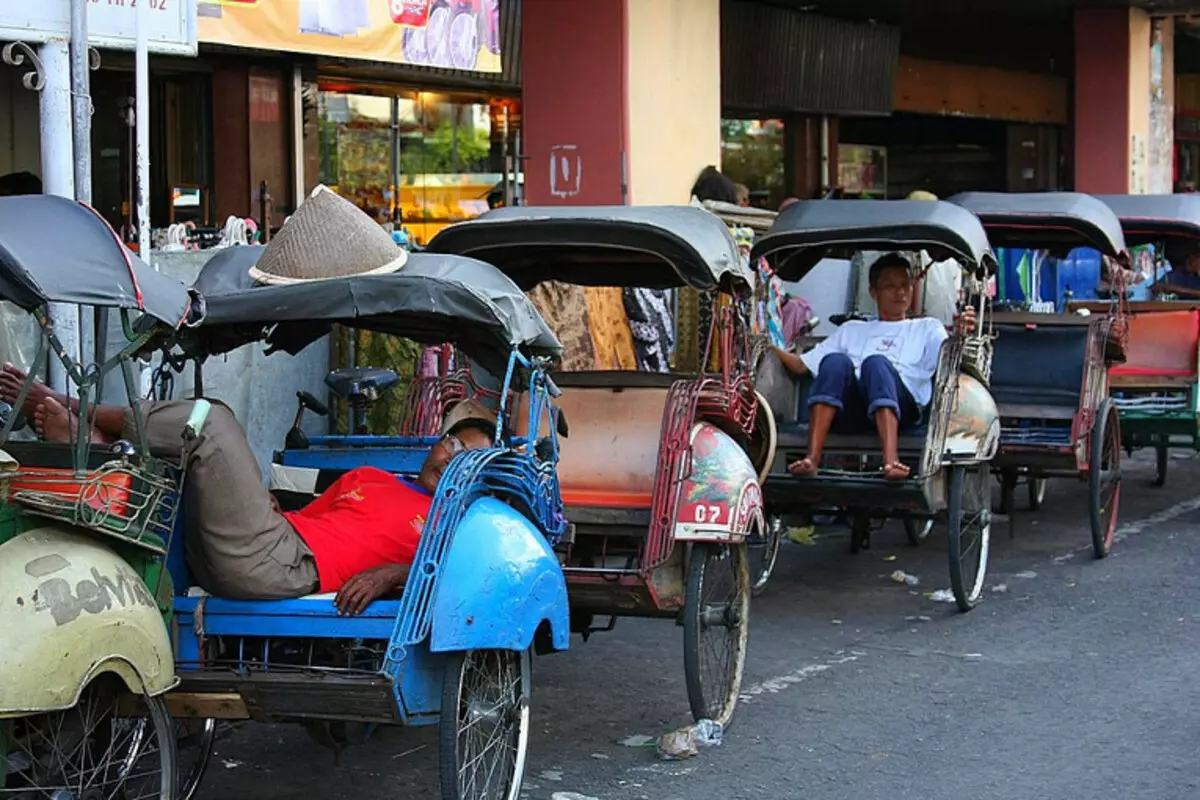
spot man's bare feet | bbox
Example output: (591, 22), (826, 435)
(788, 457), (819, 478)
(882, 461), (911, 481)
(0, 362), (59, 420)
(33, 397), (105, 444)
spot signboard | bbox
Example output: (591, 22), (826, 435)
(0, 0), (198, 55)
(837, 144), (886, 198)
(197, 0), (502, 73)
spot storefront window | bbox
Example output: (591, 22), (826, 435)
(318, 86), (519, 245)
(720, 119), (784, 208)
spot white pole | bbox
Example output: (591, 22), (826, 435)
(136, 0), (151, 265)
(38, 39), (78, 395)
(292, 64), (305, 207)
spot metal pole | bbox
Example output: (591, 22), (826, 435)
(390, 95), (400, 225)
(39, 39), (78, 395)
(292, 64), (305, 210)
(136, 0), (151, 264)
(70, 0), (98, 381)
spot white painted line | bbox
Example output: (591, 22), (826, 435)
(739, 651), (865, 703)
(1046, 494), (1200, 564)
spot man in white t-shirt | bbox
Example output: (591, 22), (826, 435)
(772, 253), (974, 481)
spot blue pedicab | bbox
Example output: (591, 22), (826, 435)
(752, 200), (1001, 611)
(0, 195), (201, 799)
(947, 193), (1127, 557)
(427, 207), (767, 727)
(167, 251), (568, 800)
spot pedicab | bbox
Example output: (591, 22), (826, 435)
(166, 248), (569, 800)
(1070, 193), (1200, 488)
(427, 205), (766, 727)
(752, 199), (1000, 612)
(947, 192), (1125, 558)
(0, 194), (201, 798)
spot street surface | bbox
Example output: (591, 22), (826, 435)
(197, 449), (1200, 800)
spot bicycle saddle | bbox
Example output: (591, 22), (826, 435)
(325, 367), (401, 399)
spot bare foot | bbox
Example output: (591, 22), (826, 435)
(0, 362), (58, 419)
(882, 461), (911, 481)
(33, 397), (105, 444)
(788, 457), (819, 478)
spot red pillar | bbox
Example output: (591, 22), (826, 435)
(521, 0), (628, 205)
(1074, 8), (1132, 193)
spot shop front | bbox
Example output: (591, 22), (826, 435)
(197, 0), (519, 246)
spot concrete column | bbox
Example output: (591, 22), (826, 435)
(1074, 7), (1172, 194)
(522, 0), (721, 206)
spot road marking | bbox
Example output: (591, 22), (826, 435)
(1045, 494), (1200, 565)
(739, 651), (865, 703)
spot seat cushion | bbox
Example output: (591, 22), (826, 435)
(991, 323), (1088, 408)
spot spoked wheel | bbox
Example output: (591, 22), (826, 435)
(175, 718), (217, 800)
(1028, 478), (1047, 510)
(1089, 400), (1122, 559)
(439, 648), (531, 800)
(946, 465), (991, 612)
(1154, 443), (1169, 488)
(904, 517), (933, 546)
(683, 542), (750, 728)
(748, 515), (782, 597)
(1, 676), (176, 798)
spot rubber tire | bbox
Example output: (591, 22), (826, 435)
(748, 516), (782, 598)
(176, 718), (216, 800)
(683, 542), (750, 728)
(946, 465), (990, 613)
(438, 649), (531, 800)
(1155, 444), (1168, 488)
(904, 518), (933, 546)
(1089, 401), (1122, 559)
(1028, 478), (1047, 510)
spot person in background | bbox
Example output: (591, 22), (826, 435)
(0, 171), (42, 197)
(778, 197), (801, 213)
(691, 166), (740, 205)
(1151, 240), (1200, 298)
(1175, 180), (1196, 194)
(734, 183), (751, 207)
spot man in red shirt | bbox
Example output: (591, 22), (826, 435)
(5, 365), (496, 615)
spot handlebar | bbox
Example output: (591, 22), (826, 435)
(297, 391), (329, 417)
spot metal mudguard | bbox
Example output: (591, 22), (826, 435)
(0, 526), (175, 716)
(944, 374), (1001, 462)
(674, 422), (763, 542)
(429, 497), (569, 653)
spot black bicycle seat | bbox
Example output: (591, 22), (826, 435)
(325, 367), (401, 399)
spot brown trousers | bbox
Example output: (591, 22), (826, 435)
(127, 400), (319, 599)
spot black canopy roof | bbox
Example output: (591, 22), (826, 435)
(948, 192), (1128, 258)
(185, 249), (562, 379)
(0, 195), (193, 325)
(750, 199), (997, 281)
(426, 205), (754, 293)
(1094, 194), (1200, 248)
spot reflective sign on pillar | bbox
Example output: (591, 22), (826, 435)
(549, 144), (582, 198)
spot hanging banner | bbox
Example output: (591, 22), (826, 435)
(196, 0), (502, 73)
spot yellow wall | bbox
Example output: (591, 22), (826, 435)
(1128, 7), (1152, 194)
(625, 0), (722, 205)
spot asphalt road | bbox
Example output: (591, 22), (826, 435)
(196, 448), (1200, 800)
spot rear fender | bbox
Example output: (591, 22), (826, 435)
(674, 422), (762, 542)
(0, 526), (175, 715)
(428, 497), (569, 653)
(944, 374), (1001, 462)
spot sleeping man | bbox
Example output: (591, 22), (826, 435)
(0, 364), (492, 615)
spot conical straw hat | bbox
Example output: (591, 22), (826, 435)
(248, 185), (407, 285)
